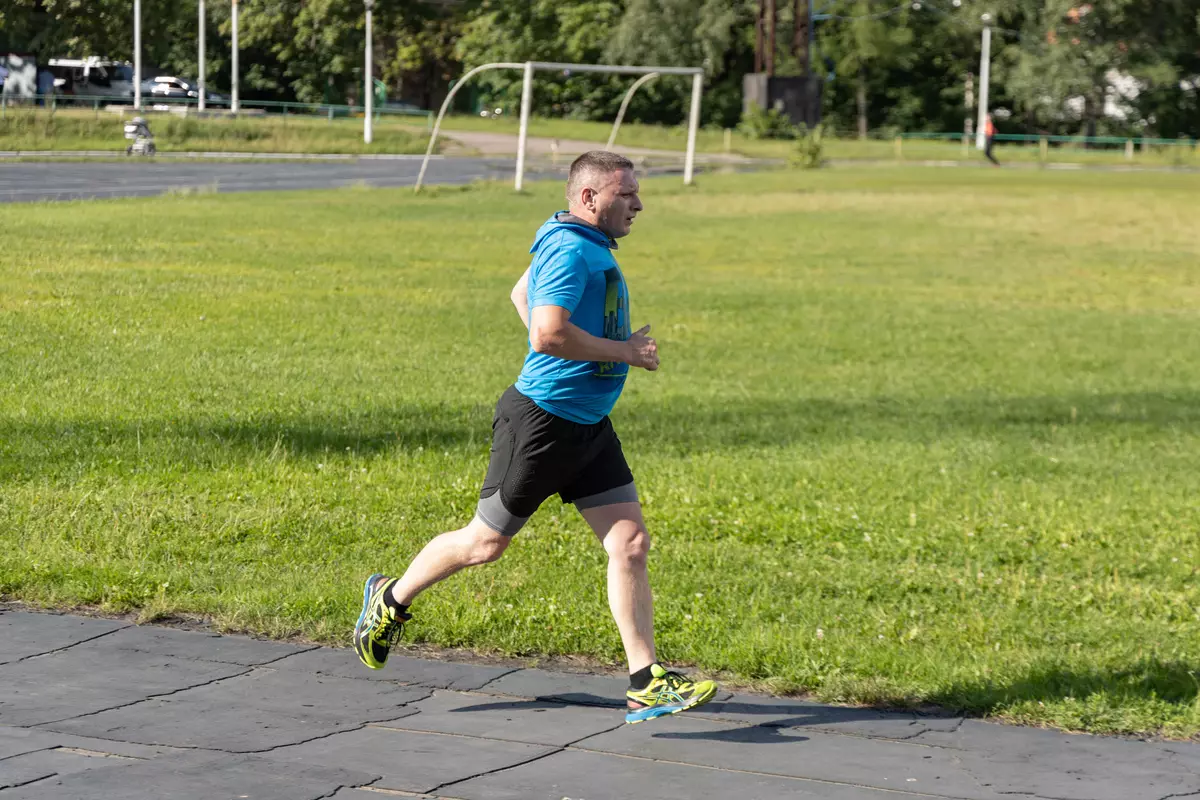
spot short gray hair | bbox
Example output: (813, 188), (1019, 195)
(566, 150), (634, 201)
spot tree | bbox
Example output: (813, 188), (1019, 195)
(606, 0), (750, 126)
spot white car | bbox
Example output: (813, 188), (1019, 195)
(144, 76), (227, 106)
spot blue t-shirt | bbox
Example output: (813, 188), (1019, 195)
(515, 212), (631, 424)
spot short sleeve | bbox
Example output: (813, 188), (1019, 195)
(528, 243), (588, 314)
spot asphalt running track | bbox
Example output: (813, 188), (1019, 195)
(0, 157), (572, 203)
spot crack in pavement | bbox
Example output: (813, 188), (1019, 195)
(29, 666), (255, 727)
(25, 689), (435, 756)
(10, 624), (129, 665)
(423, 745), (565, 795)
(0, 773), (61, 792)
(466, 667), (522, 693)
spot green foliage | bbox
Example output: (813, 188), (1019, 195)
(2, 1), (1198, 144)
(738, 102), (796, 140)
(790, 123), (825, 168)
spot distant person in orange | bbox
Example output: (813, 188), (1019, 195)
(984, 113), (1000, 166)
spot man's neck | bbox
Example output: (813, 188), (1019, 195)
(566, 206), (601, 228)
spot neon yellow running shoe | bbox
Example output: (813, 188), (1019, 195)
(625, 664), (718, 724)
(353, 573), (411, 670)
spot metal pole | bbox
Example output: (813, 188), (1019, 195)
(806, 0), (815, 124)
(134, 0), (142, 110)
(683, 71), (702, 185)
(514, 61), (533, 191)
(975, 16), (991, 150)
(231, 0), (240, 114)
(606, 72), (658, 150)
(198, 0), (206, 111)
(806, 0), (816, 75)
(364, 0), (373, 144)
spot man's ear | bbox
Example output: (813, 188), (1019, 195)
(580, 185), (596, 209)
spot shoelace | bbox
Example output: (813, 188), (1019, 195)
(370, 608), (404, 647)
(660, 670), (689, 690)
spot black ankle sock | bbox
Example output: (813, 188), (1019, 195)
(382, 591), (409, 618)
(629, 663), (656, 691)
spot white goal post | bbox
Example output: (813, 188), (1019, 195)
(415, 61), (704, 193)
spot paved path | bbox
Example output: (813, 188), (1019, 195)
(1, 608), (1197, 799)
(0, 157), (542, 203)
(0, 151), (741, 203)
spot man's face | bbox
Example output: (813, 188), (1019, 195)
(587, 169), (643, 239)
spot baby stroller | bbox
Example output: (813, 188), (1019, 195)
(124, 117), (156, 156)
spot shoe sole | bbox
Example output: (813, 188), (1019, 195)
(354, 573), (386, 669)
(624, 682), (718, 724)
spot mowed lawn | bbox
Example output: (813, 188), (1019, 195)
(2, 167), (1198, 737)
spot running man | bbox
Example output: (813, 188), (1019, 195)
(353, 151), (717, 724)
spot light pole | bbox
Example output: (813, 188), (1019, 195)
(134, 0), (142, 110)
(364, 0), (374, 144)
(198, 0), (206, 111)
(231, 0), (240, 114)
(975, 12), (992, 150)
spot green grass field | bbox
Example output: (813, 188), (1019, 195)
(3, 167), (1199, 737)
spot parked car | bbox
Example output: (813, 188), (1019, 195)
(142, 76), (227, 106)
(47, 58), (135, 100)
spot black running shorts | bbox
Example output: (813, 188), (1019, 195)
(476, 385), (638, 535)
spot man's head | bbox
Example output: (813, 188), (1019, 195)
(566, 151), (643, 239)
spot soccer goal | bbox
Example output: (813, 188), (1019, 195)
(414, 61), (704, 193)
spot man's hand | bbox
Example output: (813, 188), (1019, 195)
(626, 324), (659, 371)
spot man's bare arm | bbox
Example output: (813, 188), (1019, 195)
(529, 305), (659, 370)
(510, 268), (531, 329)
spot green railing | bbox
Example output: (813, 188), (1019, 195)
(900, 130), (1198, 148)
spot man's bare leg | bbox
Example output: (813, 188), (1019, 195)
(580, 501), (656, 673)
(390, 516), (511, 606)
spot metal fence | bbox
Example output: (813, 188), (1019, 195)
(0, 92), (433, 124)
(899, 130), (1198, 159)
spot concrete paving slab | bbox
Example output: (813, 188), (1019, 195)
(376, 689), (622, 746)
(0, 614), (127, 665)
(262, 725), (558, 795)
(0, 725), (185, 761)
(2, 751), (379, 800)
(84, 624), (315, 666)
(45, 667), (429, 753)
(912, 719), (1200, 800)
(272, 647), (515, 690)
(0, 749), (132, 790)
(694, 693), (964, 741)
(0, 647), (248, 726)
(575, 713), (1004, 800)
(448, 748), (925, 800)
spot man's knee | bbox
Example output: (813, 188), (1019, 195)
(605, 522), (650, 565)
(463, 519), (511, 565)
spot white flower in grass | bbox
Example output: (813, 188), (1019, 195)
(816, 628), (825, 640)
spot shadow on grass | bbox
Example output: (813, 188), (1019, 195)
(624, 389), (1200, 450)
(927, 657), (1200, 716)
(3, 390), (1197, 482)
(0, 405), (487, 482)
